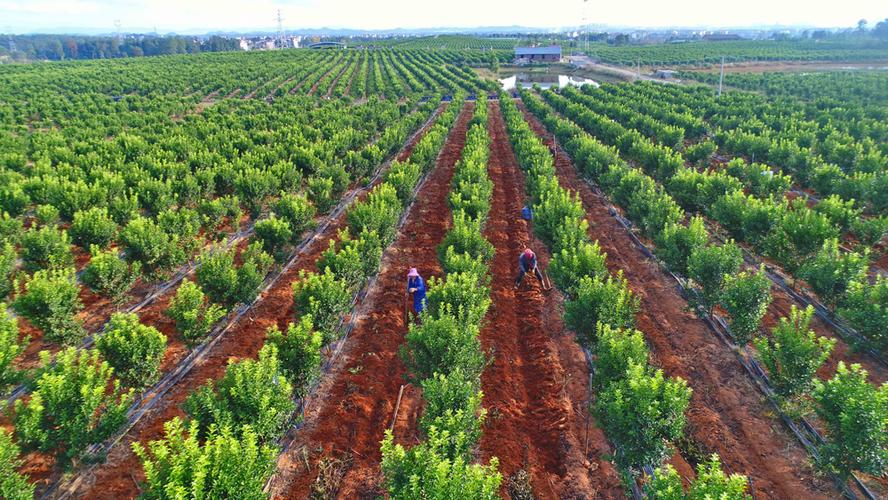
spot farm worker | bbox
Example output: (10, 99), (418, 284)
(521, 205), (533, 221)
(407, 268), (427, 314)
(515, 248), (544, 289)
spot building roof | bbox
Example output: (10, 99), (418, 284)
(515, 46), (562, 56)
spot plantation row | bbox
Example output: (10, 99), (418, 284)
(586, 39), (888, 66)
(128, 96), (465, 498)
(581, 83), (886, 211)
(563, 82), (884, 255)
(0, 95), (424, 390)
(0, 97), (441, 485)
(679, 69), (888, 105)
(382, 96), (503, 496)
(500, 93), (763, 496)
(0, 89), (464, 498)
(0, 48), (493, 143)
(546, 84), (885, 352)
(522, 88), (887, 490)
(549, 85), (887, 352)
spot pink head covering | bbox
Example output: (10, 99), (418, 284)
(407, 268), (420, 278)
(523, 248), (534, 258)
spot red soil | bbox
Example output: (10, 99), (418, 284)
(30, 105), (448, 499)
(518, 101), (837, 499)
(479, 102), (624, 499)
(268, 103), (473, 499)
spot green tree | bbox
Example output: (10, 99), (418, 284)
(166, 279), (226, 345)
(0, 242), (16, 301)
(13, 267), (84, 345)
(0, 304), (27, 391)
(19, 225), (73, 271)
(184, 344), (294, 442)
(0, 429), (34, 500)
(234, 167), (278, 217)
(265, 317), (323, 396)
(254, 214), (292, 260)
(381, 427), (501, 498)
(69, 207), (117, 250)
(35, 204), (60, 227)
(133, 418), (276, 500)
(347, 183), (402, 245)
(646, 454), (751, 499)
(14, 348), (133, 464)
(594, 323), (648, 389)
(564, 272), (639, 347)
(196, 243), (273, 308)
(437, 211), (495, 264)
(798, 239), (869, 307)
(754, 305), (835, 400)
(655, 217), (708, 276)
(424, 272), (491, 328)
(549, 239), (608, 294)
(419, 370), (485, 460)
(403, 312), (485, 383)
(596, 363), (692, 470)
(838, 277), (887, 352)
(291, 268), (351, 342)
(688, 241), (742, 313)
(95, 312), (167, 388)
(812, 362), (887, 479)
(81, 246), (141, 305)
(120, 216), (183, 277)
(720, 266), (772, 345)
(273, 192), (316, 241)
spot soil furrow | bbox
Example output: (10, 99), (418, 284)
(269, 103), (474, 499)
(481, 101), (624, 499)
(518, 101), (837, 499)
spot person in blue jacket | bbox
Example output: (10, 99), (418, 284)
(407, 268), (426, 315)
(515, 248), (544, 289)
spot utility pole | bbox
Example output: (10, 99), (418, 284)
(276, 10), (284, 49)
(636, 57), (641, 80)
(717, 55), (725, 97)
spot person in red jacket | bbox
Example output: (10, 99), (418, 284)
(515, 247), (544, 289)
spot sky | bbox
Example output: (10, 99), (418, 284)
(0, 0), (886, 34)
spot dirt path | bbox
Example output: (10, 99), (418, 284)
(518, 101), (837, 500)
(481, 102), (624, 499)
(269, 103), (473, 498)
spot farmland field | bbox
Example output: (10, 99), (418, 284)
(0, 39), (886, 500)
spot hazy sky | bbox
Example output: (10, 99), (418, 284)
(1, 0), (885, 33)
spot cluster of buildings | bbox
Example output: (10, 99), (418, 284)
(237, 35), (303, 51)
